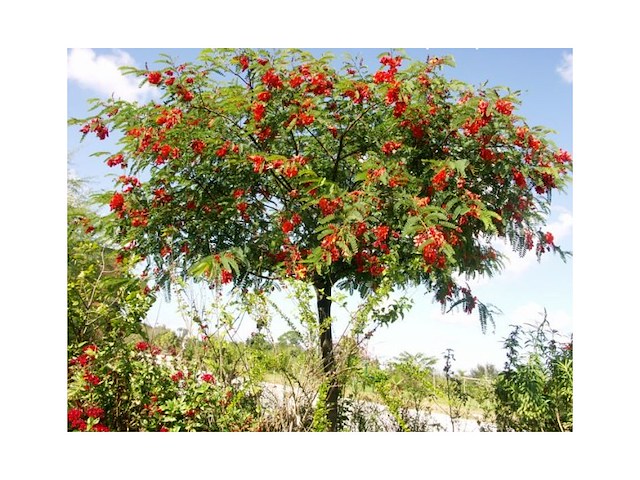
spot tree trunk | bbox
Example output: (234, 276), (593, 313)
(314, 276), (341, 431)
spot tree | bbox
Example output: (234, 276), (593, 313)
(70, 48), (572, 430)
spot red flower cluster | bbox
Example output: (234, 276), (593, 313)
(153, 187), (173, 205)
(343, 82), (371, 104)
(130, 209), (149, 227)
(432, 168), (450, 191)
(106, 154), (126, 168)
(495, 99), (513, 116)
(80, 118), (109, 140)
(83, 372), (101, 386)
(382, 141), (402, 155)
(262, 69), (283, 89)
(68, 406), (109, 432)
(252, 102), (266, 123)
(201, 373), (216, 384)
(318, 197), (342, 216)
(220, 269), (233, 284)
(191, 139), (206, 154)
(307, 73), (333, 96)
(109, 192), (125, 212)
(512, 169), (527, 188)
(135, 341), (149, 352)
(414, 227), (447, 269)
(373, 56), (402, 84)
(238, 55), (249, 71)
(479, 147), (496, 162)
(147, 71), (162, 85)
(156, 108), (182, 129)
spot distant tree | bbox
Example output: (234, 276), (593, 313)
(71, 48), (572, 430)
(277, 330), (304, 350)
(469, 363), (498, 379)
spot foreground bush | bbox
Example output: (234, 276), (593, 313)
(492, 318), (573, 431)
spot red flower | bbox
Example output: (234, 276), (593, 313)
(479, 147), (495, 161)
(477, 100), (489, 116)
(318, 197), (341, 216)
(393, 101), (407, 118)
(135, 341), (149, 352)
(160, 245), (172, 257)
(92, 424), (110, 432)
(86, 407), (104, 419)
(554, 149), (572, 164)
(382, 141), (402, 155)
(307, 73), (333, 96)
(252, 102), (266, 123)
(171, 371), (185, 382)
(109, 192), (125, 211)
(289, 74), (304, 88)
(281, 219), (294, 234)
(380, 55), (403, 69)
(201, 373), (216, 384)
(544, 232), (554, 245)
(83, 372), (101, 386)
(239, 55), (249, 71)
(237, 202), (248, 215)
(147, 71), (162, 85)
(432, 168), (449, 191)
(262, 69), (283, 89)
(495, 99), (513, 116)
(106, 154), (125, 168)
(257, 91), (271, 102)
(513, 169), (527, 188)
(528, 135), (541, 151)
(191, 139), (206, 154)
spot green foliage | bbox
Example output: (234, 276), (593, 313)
(493, 317), (573, 431)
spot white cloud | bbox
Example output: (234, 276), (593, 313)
(556, 52), (573, 84)
(67, 48), (157, 102)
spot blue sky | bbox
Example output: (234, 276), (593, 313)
(67, 47), (573, 372)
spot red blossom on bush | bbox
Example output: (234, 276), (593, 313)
(238, 55), (249, 71)
(148, 71), (162, 85)
(109, 192), (125, 211)
(86, 407), (104, 419)
(135, 341), (149, 352)
(252, 102), (266, 123)
(83, 372), (101, 386)
(106, 154), (126, 168)
(382, 141), (402, 155)
(495, 99), (514, 116)
(191, 139), (206, 154)
(262, 69), (283, 89)
(201, 373), (216, 384)
(220, 269), (233, 284)
(513, 169), (527, 188)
